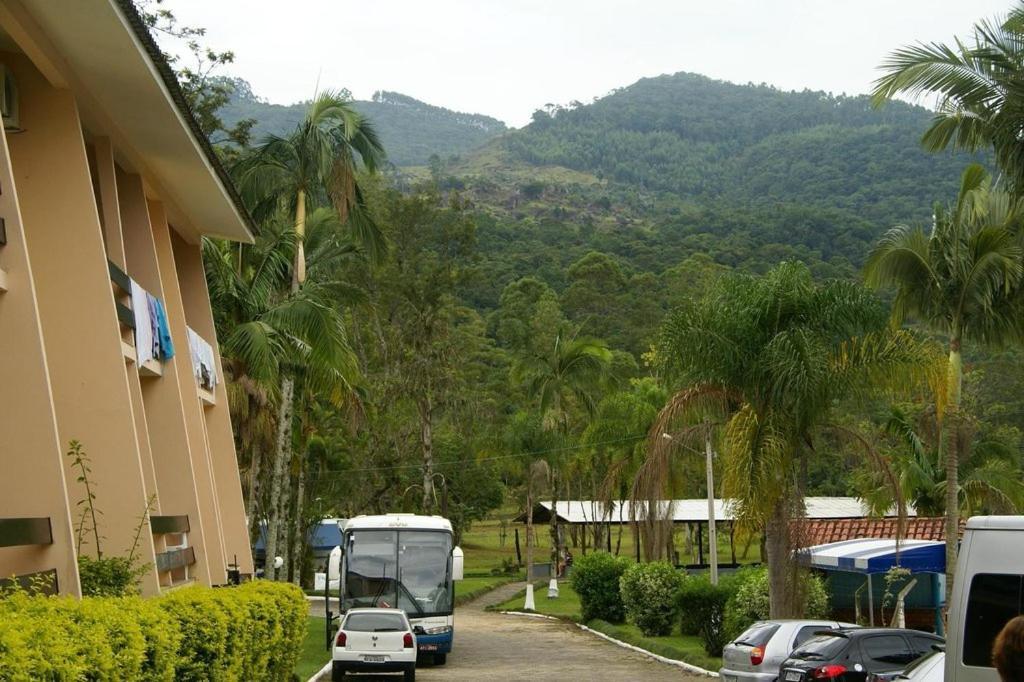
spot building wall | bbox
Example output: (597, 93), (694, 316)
(0, 38), (253, 593)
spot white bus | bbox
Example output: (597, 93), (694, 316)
(327, 514), (464, 665)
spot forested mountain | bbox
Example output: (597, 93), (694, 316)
(219, 80), (507, 166)
(501, 72), (974, 223)
(414, 71), (983, 340)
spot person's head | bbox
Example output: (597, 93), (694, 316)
(994, 615), (1024, 682)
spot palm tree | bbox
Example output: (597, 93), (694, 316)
(648, 262), (938, 617)
(859, 406), (1024, 519)
(204, 208), (360, 579)
(582, 378), (666, 555)
(233, 90), (386, 291)
(865, 165), (1024, 596)
(872, 5), (1024, 194)
(512, 333), (611, 567)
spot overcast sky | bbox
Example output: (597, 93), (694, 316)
(164, 0), (1009, 127)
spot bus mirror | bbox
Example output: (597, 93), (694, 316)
(328, 546), (341, 581)
(452, 546), (464, 581)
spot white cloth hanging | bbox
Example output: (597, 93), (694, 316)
(130, 278), (155, 365)
(187, 327), (218, 390)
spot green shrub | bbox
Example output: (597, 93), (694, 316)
(676, 573), (738, 656)
(619, 561), (683, 636)
(570, 551), (631, 623)
(723, 567), (830, 642)
(77, 555), (143, 597)
(0, 580), (306, 681)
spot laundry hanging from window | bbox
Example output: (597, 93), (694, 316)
(129, 278), (154, 365)
(131, 279), (175, 364)
(187, 327), (218, 391)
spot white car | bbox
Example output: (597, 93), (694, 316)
(720, 619), (856, 682)
(332, 608), (417, 681)
(875, 650), (943, 682)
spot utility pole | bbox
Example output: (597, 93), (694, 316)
(705, 420), (719, 585)
(663, 428), (719, 584)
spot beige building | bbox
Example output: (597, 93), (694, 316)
(0, 0), (254, 596)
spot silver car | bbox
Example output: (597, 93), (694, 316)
(720, 620), (856, 682)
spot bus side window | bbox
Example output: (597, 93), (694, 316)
(963, 573), (1023, 667)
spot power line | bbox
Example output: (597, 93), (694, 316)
(309, 434), (648, 477)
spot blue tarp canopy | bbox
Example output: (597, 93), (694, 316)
(253, 519), (343, 552)
(798, 538), (945, 575)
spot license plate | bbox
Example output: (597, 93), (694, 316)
(362, 655), (386, 663)
(419, 644), (438, 651)
(785, 672), (802, 682)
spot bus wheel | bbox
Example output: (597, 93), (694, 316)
(434, 653), (447, 666)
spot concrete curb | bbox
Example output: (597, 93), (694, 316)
(307, 660), (331, 682)
(574, 623), (719, 678)
(498, 610), (559, 620)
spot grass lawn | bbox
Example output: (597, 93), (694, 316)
(492, 582), (722, 672)
(586, 620), (722, 673)
(493, 580), (583, 620)
(455, 574), (520, 605)
(295, 616), (331, 681)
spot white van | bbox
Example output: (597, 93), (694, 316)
(945, 516), (1024, 681)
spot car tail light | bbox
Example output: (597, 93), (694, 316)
(403, 632), (414, 648)
(812, 665), (847, 679)
(335, 631), (347, 647)
(750, 646), (764, 666)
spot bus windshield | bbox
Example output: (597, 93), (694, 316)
(343, 529), (453, 617)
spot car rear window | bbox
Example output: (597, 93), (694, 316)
(861, 635), (913, 665)
(344, 612), (407, 632)
(734, 622), (780, 647)
(963, 573), (1024, 667)
(792, 634), (848, 659)
(909, 634), (942, 658)
(795, 625), (833, 648)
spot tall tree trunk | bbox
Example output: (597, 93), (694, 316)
(419, 393), (435, 511)
(525, 484), (534, 582)
(277, 483), (290, 582)
(549, 468), (560, 568)
(944, 339), (963, 604)
(524, 477), (536, 610)
(766, 497), (795, 618)
(292, 189), (307, 291)
(291, 457), (307, 586)
(246, 441), (263, 545)
(264, 375), (295, 581)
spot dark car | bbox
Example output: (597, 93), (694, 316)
(778, 628), (943, 681)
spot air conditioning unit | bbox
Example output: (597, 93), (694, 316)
(0, 65), (21, 131)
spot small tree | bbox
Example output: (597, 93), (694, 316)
(619, 561), (683, 636)
(571, 551), (632, 622)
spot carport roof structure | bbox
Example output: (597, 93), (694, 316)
(514, 498), (913, 524)
(797, 538), (945, 575)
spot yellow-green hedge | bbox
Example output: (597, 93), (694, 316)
(0, 581), (306, 681)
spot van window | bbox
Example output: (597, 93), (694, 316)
(963, 573), (1023, 667)
(861, 635), (913, 665)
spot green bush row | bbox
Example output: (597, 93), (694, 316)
(570, 552), (831, 658)
(0, 580), (306, 681)
(679, 566), (830, 656)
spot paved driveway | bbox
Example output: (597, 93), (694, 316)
(315, 583), (707, 681)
